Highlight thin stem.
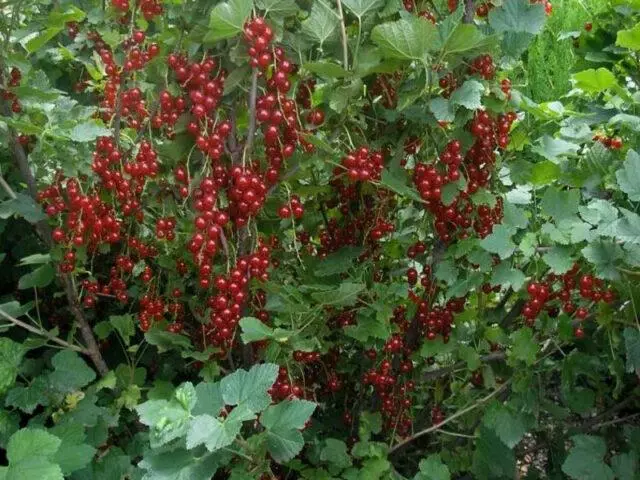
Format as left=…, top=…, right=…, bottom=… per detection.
left=389, top=381, right=510, bottom=454
left=335, top=0, right=349, bottom=69
left=435, top=428, right=477, bottom=439
left=0, top=308, right=89, bottom=354
left=112, top=73, right=127, bottom=146
left=0, top=174, right=17, bottom=199
left=242, top=70, right=259, bottom=163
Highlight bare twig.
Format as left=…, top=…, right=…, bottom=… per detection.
left=61, top=276, right=109, bottom=374
left=424, top=351, right=506, bottom=381
left=389, top=381, right=511, bottom=454
left=0, top=77, right=109, bottom=375
left=463, top=0, right=475, bottom=23
left=335, top=0, right=349, bottom=69
left=0, top=307, right=89, bottom=354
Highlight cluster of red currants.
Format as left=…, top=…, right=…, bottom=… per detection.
left=438, top=72, right=458, bottom=99
left=227, top=167, right=268, bottom=227
left=337, top=147, right=385, bottom=183
left=416, top=297, right=465, bottom=342
left=173, top=163, right=190, bottom=198
left=42, top=176, right=122, bottom=252
left=187, top=177, right=226, bottom=260
left=522, top=266, right=615, bottom=337
left=154, top=217, right=176, bottom=241
left=292, top=350, right=321, bottom=363
left=363, top=358, right=415, bottom=436
left=243, top=17, right=275, bottom=70
left=476, top=2, right=493, bottom=17
left=168, top=54, right=226, bottom=121
left=1, top=67, right=22, bottom=113
left=152, top=90, right=186, bottom=131
left=593, top=134, right=623, bottom=150
left=111, top=0, right=163, bottom=19
left=469, top=54, right=496, bottom=80
left=269, top=366, right=304, bottom=400
left=278, top=195, right=304, bottom=220
left=202, top=244, right=271, bottom=349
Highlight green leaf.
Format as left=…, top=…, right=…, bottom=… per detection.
left=7, top=428, right=61, bottom=463
left=502, top=202, right=529, bottom=230
left=540, top=187, right=580, bottom=221
left=49, top=350, right=96, bottom=392
left=617, top=22, right=640, bottom=50
left=315, top=247, right=363, bottom=276
left=623, top=328, right=640, bottom=374
left=220, top=363, right=279, bottom=412
left=490, top=262, right=526, bottom=290
left=136, top=395, right=191, bottom=448
left=482, top=403, right=526, bottom=448
left=239, top=317, right=274, bottom=343
left=68, top=121, right=110, bottom=142
left=255, top=0, right=298, bottom=16
left=616, top=150, right=640, bottom=201
left=311, top=282, right=365, bottom=307
left=488, top=0, right=546, bottom=34
left=138, top=449, right=221, bottom=480
left=109, top=314, right=135, bottom=346
left=581, top=240, right=623, bottom=280
left=429, top=97, right=455, bottom=122
left=205, top=0, right=253, bottom=43
left=435, top=260, right=458, bottom=286
left=320, top=439, right=352, bottom=469
left=260, top=400, right=316, bottom=463
left=193, top=382, right=224, bottom=417
left=442, top=24, right=487, bottom=57
left=472, top=426, right=516, bottom=480
left=50, top=423, right=96, bottom=475
left=611, top=209, right=640, bottom=245
left=509, top=328, right=538, bottom=365
left=502, top=31, right=535, bottom=59
left=611, top=452, right=638, bottom=480
left=260, top=399, right=316, bottom=430
left=572, top=68, right=618, bottom=94
left=304, top=61, right=351, bottom=78
left=479, top=225, right=516, bottom=259
left=5, top=376, right=49, bottom=414
left=265, top=426, right=305, bottom=463
left=0, top=193, right=46, bottom=224
left=24, top=27, right=64, bottom=53
left=341, top=0, right=385, bottom=18
left=532, top=136, right=579, bottom=162
left=0, top=338, right=25, bottom=394
left=186, top=406, right=254, bottom=451
left=450, top=80, right=484, bottom=110
left=380, top=168, right=423, bottom=202
left=18, top=264, right=55, bottom=290
left=542, top=247, right=574, bottom=274
left=145, top=329, right=192, bottom=353
left=414, top=454, right=450, bottom=480
left=371, top=17, right=438, bottom=61
left=562, top=435, right=615, bottom=480
left=301, top=2, right=339, bottom=47
left=4, top=456, right=64, bottom=480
